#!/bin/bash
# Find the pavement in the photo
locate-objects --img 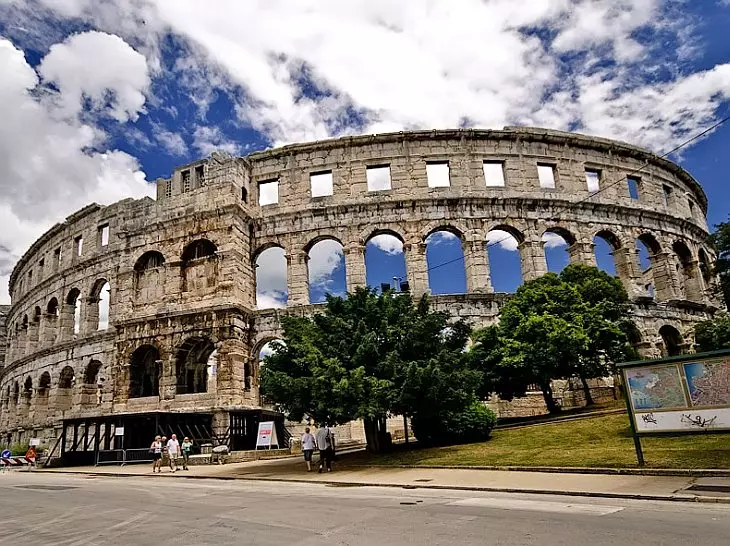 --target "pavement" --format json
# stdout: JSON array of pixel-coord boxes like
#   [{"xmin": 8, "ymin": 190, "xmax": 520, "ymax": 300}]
[
  {"xmin": 38, "ymin": 453, "xmax": 730, "ymax": 503},
  {"xmin": 2, "ymin": 470, "xmax": 730, "ymax": 545}
]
